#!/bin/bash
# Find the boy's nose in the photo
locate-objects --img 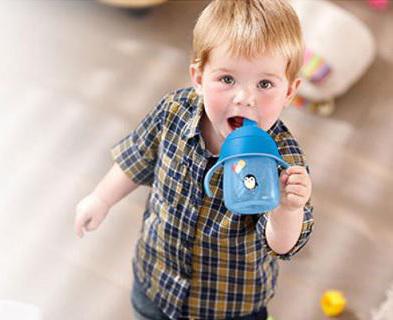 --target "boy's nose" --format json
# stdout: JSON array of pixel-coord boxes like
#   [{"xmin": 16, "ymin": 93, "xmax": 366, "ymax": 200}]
[{"xmin": 233, "ymin": 87, "xmax": 256, "ymax": 107}]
